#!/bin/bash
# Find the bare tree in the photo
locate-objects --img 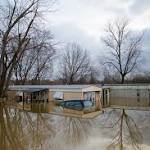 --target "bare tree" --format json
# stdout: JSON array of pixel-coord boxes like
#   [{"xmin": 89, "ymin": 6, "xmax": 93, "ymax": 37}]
[
  {"xmin": 87, "ymin": 66, "xmax": 99, "ymax": 84},
  {"xmin": 0, "ymin": 0, "xmax": 55, "ymax": 98},
  {"xmin": 59, "ymin": 43, "xmax": 91, "ymax": 84},
  {"xmin": 103, "ymin": 67, "xmax": 122, "ymax": 84},
  {"xmin": 102, "ymin": 19, "xmax": 143, "ymax": 84},
  {"xmin": 14, "ymin": 29, "xmax": 56, "ymax": 85}
]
